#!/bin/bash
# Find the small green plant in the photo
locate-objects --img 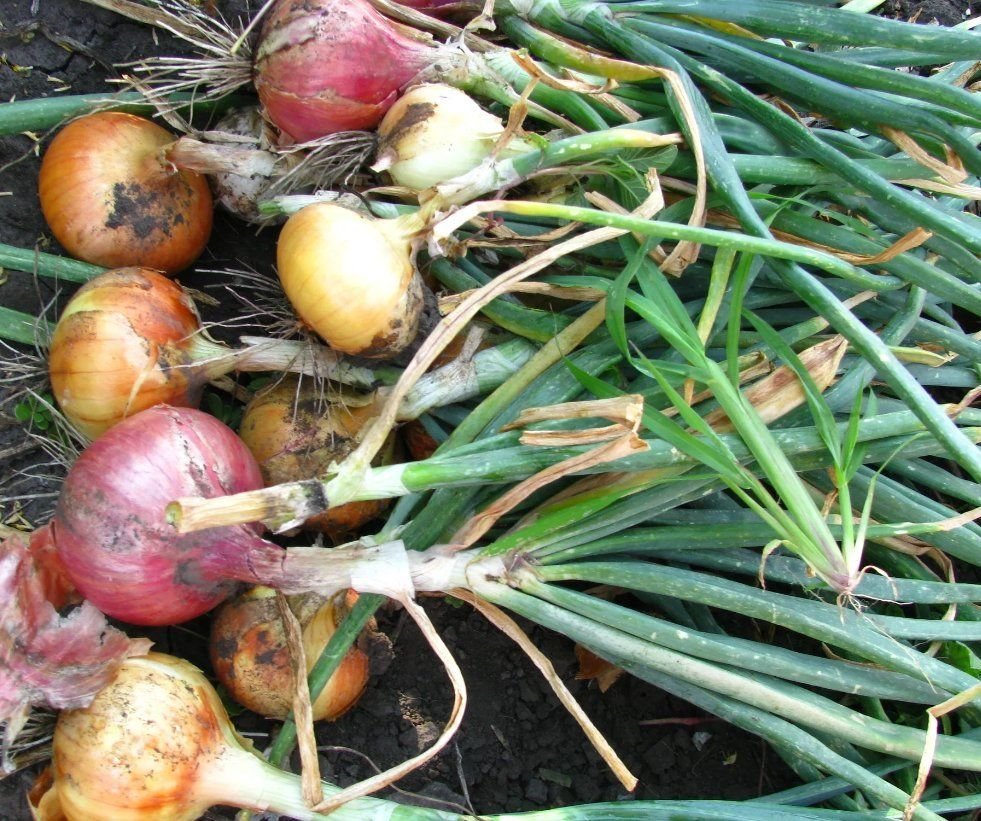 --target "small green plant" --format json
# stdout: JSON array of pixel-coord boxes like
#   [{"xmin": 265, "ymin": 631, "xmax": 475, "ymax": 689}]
[{"xmin": 13, "ymin": 392, "xmax": 55, "ymax": 432}]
